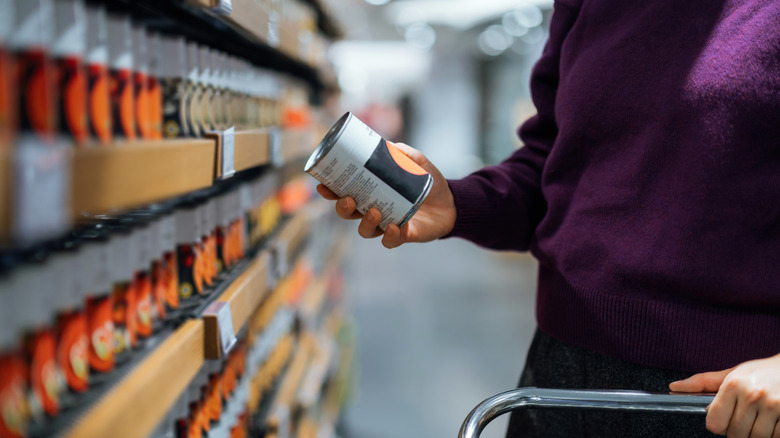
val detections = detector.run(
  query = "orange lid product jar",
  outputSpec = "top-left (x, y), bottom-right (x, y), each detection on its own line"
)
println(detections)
top-left (81, 231), bottom-right (114, 376)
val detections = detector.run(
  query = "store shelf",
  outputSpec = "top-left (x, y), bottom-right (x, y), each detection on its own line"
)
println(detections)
top-left (273, 209), bottom-right (310, 277)
top-left (204, 250), bottom-right (272, 358)
top-left (220, 0), bottom-right (270, 47)
top-left (236, 129), bottom-right (272, 171)
top-left (72, 139), bottom-right (216, 217)
top-left (65, 320), bottom-right (205, 438)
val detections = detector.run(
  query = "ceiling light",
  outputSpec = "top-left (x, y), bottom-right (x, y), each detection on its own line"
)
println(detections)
top-left (479, 24), bottom-right (511, 56)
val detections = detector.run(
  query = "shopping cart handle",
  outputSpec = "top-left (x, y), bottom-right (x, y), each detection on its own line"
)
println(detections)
top-left (458, 387), bottom-right (715, 438)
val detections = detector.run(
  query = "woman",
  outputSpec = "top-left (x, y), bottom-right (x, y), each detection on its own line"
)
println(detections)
top-left (318, 0), bottom-right (780, 436)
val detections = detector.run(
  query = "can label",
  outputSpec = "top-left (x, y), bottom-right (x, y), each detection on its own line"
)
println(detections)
top-left (25, 330), bottom-right (60, 417)
top-left (134, 70), bottom-right (152, 139)
top-left (163, 251), bottom-right (180, 310)
top-left (111, 282), bottom-right (135, 359)
top-left (55, 312), bottom-right (89, 393)
top-left (186, 82), bottom-right (202, 137)
top-left (305, 113), bottom-right (433, 230)
top-left (87, 63), bottom-right (112, 144)
top-left (86, 295), bottom-right (114, 373)
top-left (109, 68), bottom-right (135, 140)
top-left (134, 272), bottom-right (153, 338)
top-left (0, 353), bottom-right (27, 438)
top-left (147, 75), bottom-right (162, 139)
top-left (161, 78), bottom-right (186, 138)
top-left (55, 56), bottom-right (88, 145)
top-left (17, 50), bottom-right (56, 141)
top-left (0, 49), bottom-right (16, 148)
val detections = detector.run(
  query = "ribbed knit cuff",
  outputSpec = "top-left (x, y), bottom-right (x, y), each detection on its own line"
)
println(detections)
top-left (442, 177), bottom-right (491, 240)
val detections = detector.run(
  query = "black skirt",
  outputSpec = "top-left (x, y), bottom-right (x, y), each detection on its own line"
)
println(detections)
top-left (506, 329), bottom-right (719, 438)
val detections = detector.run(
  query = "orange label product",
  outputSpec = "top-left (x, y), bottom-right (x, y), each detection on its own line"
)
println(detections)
top-left (159, 36), bottom-right (186, 139)
top-left (52, 0), bottom-right (88, 146)
top-left (10, 0), bottom-right (57, 143)
top-left (185, 42), bottom-right (201, 138)
top-left (109, 232), bottom-right (136, 361)
top-left (146, 33), bottom-right (162, 140)
top-left (132, 27), bottom-right (151, 140)
top-left (176, 207), bottom-right (201, 301)
top-left (85, 6), bottom-right (111, 144)
top-left (55, 311), bottom-right (88, 393)
top-left (0, 49), bottom-right (15, 149)
top-left (197, 46), bottom-right (213, 133)
top-left (158, 214), bottom-right (178, 313)
top-left (15, 49), bottom-right (56, 142)
top-left (107, 16), bottom-right (135, 141)
top-left (25, 329), bottom-right (59, 417)
top-left (0, 353), bottom-right (27, 438)
top-left (133, 223), bottom-right (154, 337)
top-left (85, 293), bottom-right (113, 373)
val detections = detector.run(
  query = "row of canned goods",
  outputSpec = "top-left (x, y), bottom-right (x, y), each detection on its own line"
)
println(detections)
top-left (0, 172), bottom-right (281, 438)
top-left (0, 0), bottom-right (284, 149)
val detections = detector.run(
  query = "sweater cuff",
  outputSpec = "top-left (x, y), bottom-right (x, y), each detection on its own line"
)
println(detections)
top-left (442, 177), bottom-right (490, 240)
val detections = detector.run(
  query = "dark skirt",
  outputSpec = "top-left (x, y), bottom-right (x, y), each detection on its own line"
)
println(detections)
top-left (506, 329), bottom-right (719, 438)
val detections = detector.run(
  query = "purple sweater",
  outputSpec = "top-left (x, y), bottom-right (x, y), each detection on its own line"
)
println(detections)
top-left (447, 0), bottom-right (780, 373)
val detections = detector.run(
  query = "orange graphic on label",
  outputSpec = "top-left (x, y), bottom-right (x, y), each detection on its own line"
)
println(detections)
top-left (386, 141), bottom-right (427, 175)
top-left (86, 295), bottom-right (114, 373)
top-left (88, 64), bottom-right (112, 144)
top-left (0, 354), bottom-right (27, 438)
top-left (56, 312), bottom-right (89, 393)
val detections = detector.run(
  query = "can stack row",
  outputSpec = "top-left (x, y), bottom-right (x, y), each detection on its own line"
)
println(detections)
top-left (0, 0), bottom-right (285, 150)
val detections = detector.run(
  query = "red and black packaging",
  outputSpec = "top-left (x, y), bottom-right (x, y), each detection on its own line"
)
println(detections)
top-left (85, 6), bottom-right (111, 144)
top-left (107, 15), bottom-right (135, 141)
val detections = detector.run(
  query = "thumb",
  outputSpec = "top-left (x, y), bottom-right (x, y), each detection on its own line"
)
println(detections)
top-left (669, 368), bottom-right (733, 393)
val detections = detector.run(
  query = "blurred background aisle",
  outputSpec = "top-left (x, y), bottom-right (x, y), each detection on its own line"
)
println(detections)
top-left (319, 0), bottom-right (553, 436)
top-left (342, 238), bottom-right (538, 438)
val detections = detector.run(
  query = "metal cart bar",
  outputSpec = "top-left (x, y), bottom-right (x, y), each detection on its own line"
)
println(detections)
top-left (459, 388), bottom-right (715, 438)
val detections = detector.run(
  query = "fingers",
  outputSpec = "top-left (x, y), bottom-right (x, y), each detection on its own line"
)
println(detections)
top-left (335, 197), bottom-right (363, 220)
top-left (381, 224), bottom-right (404, 249)
top-left (751, 406), bottom-right (779, 438)
top-left (724, 396), bottom-right (758, 438)
top-left (357, 208), bottom-right (383, 239)
top-left (670, 369), bottom-right (732, 393)
top-left (707, 377), bottom-right (740, 435)
top-left (316, 184), bottom-right (339, 200)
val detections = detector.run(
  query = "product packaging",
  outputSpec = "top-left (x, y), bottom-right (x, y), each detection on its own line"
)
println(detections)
top-left (85, 6), bottom-right (111, 144)
top-left (109, 226), bottom-right (136, 363)
top-left (81, 231), bottom-right (114, 375)
top-left (146, 32), bottom-right (163, 140)
top-left (0, 1), bottom-right (17, 148)
top-left (132, 221), bottom-right (154, 339)
top-left (159, 36), bottom-right (187, 138)
top-left (50, 241), bottom-right (89, 399)
top-left (132, 26), bottom-right (151, 140)
top-left (11, 0), bottom-right (57, 146)
top-left (176, 205), bottom-right (203, 302)
top-left (52, 0), bottom-right (88, 146)
top-left (107, 15), bottom-right (135, 140)
top-left (0, 266), bottom-right (30, 438)
top-left (185, 42), bottom-right (201, 138)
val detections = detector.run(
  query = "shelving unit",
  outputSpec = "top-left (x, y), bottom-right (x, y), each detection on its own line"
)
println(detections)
top-left (64, 320), bottom-right (205, 438)
top-left (1, 0), bottom-right (352, 436)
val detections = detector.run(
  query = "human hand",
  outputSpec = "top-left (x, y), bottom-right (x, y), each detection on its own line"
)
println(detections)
top-left (669, 353), bottom-right (780, 437)
top-left (315, 142), bottom-right (456, 249)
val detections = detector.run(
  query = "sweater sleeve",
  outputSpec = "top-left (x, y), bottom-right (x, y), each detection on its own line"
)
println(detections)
top-left (445, 1), bottom-right (580, 251)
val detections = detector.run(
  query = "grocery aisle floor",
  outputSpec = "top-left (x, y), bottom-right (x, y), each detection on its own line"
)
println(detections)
top-left (341, 234), bottom-right (539, 438)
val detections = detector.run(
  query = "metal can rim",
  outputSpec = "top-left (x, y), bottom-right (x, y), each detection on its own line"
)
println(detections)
top-left (304, 111), bottom-right (352, 174)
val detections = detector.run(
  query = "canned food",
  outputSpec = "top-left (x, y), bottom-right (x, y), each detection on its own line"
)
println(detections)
top-left (305, 112), bottom-right (433, 229)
